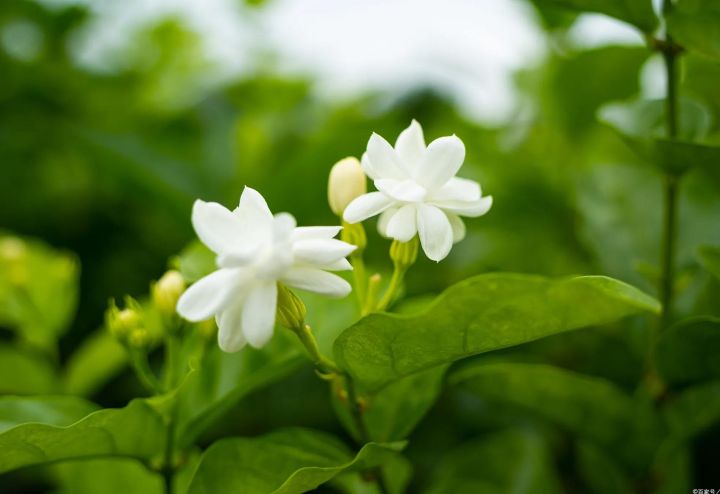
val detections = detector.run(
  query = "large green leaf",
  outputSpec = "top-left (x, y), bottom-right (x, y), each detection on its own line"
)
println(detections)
top-left (657, 317), bottom-right (720, 385)
top-left (426, 428), bottom-right (562, 494)
top-left (599, 98), bottom-right (720, 177)
top-left (188, 428), bottom-right (404, 494)
top-left (451, 362), bottom-right (660, 468)
top-left (668, 0), bottom-right (720, 61)
top-left (334, 274), bottom-right (659, 391)
top-left (63, 329), bottom-right (128, 396)
top-left (532, 0), bottom-right (657, 32)
top-left (698, 244), bottom-right (720, 280)
top-left (0, 396), bottom-right (166, 474)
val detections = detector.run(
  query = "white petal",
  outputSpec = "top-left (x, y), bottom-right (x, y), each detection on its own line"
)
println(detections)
top-left (281, 268), bottom-right (352, 298)
top-left (191, 200), bottom-right (245, 255)
top-left (360, 152), bottom-right (379, 181)
top-left (429, 177), bottom-right (480, 203)
top-left (322, 258), bottom-right (353, 271)
top-left (374, 178), bottom-right (426, 202)
top-left (447, 213), bottom-right (466, 243)
top-left (216, 302), bottom-right (246, 353)
top-left (416, 204), bottom-right (454, 262)
top-left (292, 226), bottom-right (342, 241)
top-left (273, 213), bottom-right (296, 242)
top-left (377, 207), bottom-right (398, 238)
top-left (415, 135), bottom-right (465, 190)
top-left (235, 187), bottom-right (273, 242)
top-left (386, 204), bottom-right (418, 242)
top-left (177, 268), bottom-right (247, 321)
top-left (434, 196), bottom-right (493, 218)
top-left (241, 282), bottom-right (277, 348)
top-left (394, 120), bottom-right (425, 166)
top-left (343, 192), bottom-right (394, 223)
top-left (367, 133), bottom-right (406, 179)
top-left (293, 238), bottom-right (356, 265)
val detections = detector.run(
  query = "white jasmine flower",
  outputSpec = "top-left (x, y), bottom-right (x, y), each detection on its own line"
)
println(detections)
top-left (343, 120), bottom-right (492, 262)
top-left (177, 187), bottom-right (355, 352)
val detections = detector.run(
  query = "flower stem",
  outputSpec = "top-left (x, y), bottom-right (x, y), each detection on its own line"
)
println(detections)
top-left (129, 349), bottom-right (162, 394)
top-left (376, 266), bottom-right (405, 312)
top-left (293, 323), bottom-right (341, 375)
top-left (161, 332), bottom-right (181, 494)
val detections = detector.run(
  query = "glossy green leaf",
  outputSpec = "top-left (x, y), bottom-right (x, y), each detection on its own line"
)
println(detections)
top-left (426, 428), bottom-right (562, 494)
top-left (54, 458), bottom-right (162, 494)
top-left (0, 397), bottom-right (166, 474)
top-left (451, 362), bottom-right (660, 468)
top-left (657, 317), bottom-right (720, 385)
top-left (532, 0), bottom-right (657, 32)
top-left (599, 98), bottom-right (720, 176)
top-left (668, 0), bottom-right (720, 61)
top-left (334, 274), bottom-right (659, 391)
top-left (188, 428), bottom-right (404, 494)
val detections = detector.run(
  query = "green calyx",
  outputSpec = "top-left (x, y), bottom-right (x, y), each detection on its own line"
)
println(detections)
top-left (390, 236), bottom-right (419, 271)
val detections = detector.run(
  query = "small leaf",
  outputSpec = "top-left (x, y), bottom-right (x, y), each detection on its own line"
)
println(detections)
top-left (0, 397), bottom-right (166, 474)
top-left (451, 362), bottom-right (660, 469)
top-left (663, 380), bottom-right (720, 442)
top-left (333, 365), bottom-right (448, 442)
top-left (63, 329), bottom-right (128, 396)
top-left (426, 428), bottom-right (562, 494)
top-left (697, 244), bottom-right (720, 281)
top-left (599, 97), bottom-right (719, 176)
top-left (532, 0), bottom-right (657, 32)
top-left (334, 274), bottom-right (659, 391)
top-left (667, 0), bottom-right (720, 61)
top-left (657, 317), bottom-right (720, 385)
top-left (188, 428), bottom-right (404, 494)
top-left (0, 344), bottom-right (58, 394)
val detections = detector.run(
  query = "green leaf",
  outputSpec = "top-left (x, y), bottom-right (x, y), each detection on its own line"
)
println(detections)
top-left (63, 329), bottom-right (128, 396)
top-left (576, 442), bottom-right (634, 494)
top-left (663, 380), bottom-right (720, 442)
top-left (426, 428), bottom-right (562, 494)
top-left (451, 362), bottom-right (660, 468)
top-left (667, 0), bottom-right (720, 61)
top-left (172, 241), bottom-right (216, 283)
top-left (697, 244), bottom-right (720, 280)
top-left (54, 458), bottom-right (162, 494)
top-left (532, 0), bottom-right (657, 32)
top-left (599, 97), bottom-right (719, 176)
top-left (0, 344), bottom-right (58, 395)
top-left (0, 397), bottom-right (166, 474)
top-left (334, 274), bottom-right (659, 391)
top-left (188, 428), bottom-right (404, 494)
top-left (333, 365), bottom-right (447, 442)
top-left (657, 317), bottom-right (720, 385)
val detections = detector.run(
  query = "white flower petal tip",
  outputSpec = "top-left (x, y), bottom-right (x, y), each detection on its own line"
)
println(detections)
top-left (417, 204), bottom-right (453, 262)
top-left (183, 187), bottom-right (356, 352)
top-left (343, 192), bottom-right (393, 224)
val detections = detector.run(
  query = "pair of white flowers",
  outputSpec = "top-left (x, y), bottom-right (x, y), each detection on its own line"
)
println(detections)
top-left (177, 120), bottom-right (492, 352)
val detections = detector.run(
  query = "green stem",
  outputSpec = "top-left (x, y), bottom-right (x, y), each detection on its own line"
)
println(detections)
top-left (161, 333), bottom-right (181, 493)
top-left (376, 266), bottom-right (405, 312)
top-left (293, 324), bottom-right (341, 375)
top-left (130, 350), bottom-right (162, 393)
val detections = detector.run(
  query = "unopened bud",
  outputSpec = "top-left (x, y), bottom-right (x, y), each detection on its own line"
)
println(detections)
top-left (390, 236), bottom-right (419, 271)
top-left (341, 221), bottom-right (367, 253)
top-left (0, 237), bottom-right (28, 286)
top-left (128, 327), bottom-right (150, 349)
top-left (276, 284), bottom-right (306, 330)
top-left (152, 270), bottom-right (186, 317)
top-left (328, 157), bottom-right (367, 216)
top-left (106, 297), bottom-right (142, 343)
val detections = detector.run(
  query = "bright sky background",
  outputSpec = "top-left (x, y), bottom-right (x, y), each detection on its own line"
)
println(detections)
top-left (29, 0), bottom-right (644, 124)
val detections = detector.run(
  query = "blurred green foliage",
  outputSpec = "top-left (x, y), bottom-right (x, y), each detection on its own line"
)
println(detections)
top-left (2, 0), bottom-right (720, 492)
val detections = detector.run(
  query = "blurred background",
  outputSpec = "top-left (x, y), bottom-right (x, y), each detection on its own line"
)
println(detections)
top-left (2, 0), bottom-right (720, 491)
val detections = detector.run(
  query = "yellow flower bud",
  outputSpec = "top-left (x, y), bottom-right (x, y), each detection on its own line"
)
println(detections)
top-left (152, 270), bottom-right (186, 317)
top-left (328, 157), bottom-right (367, 217)
top-left (276, 283), bottom-right (306, 330)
